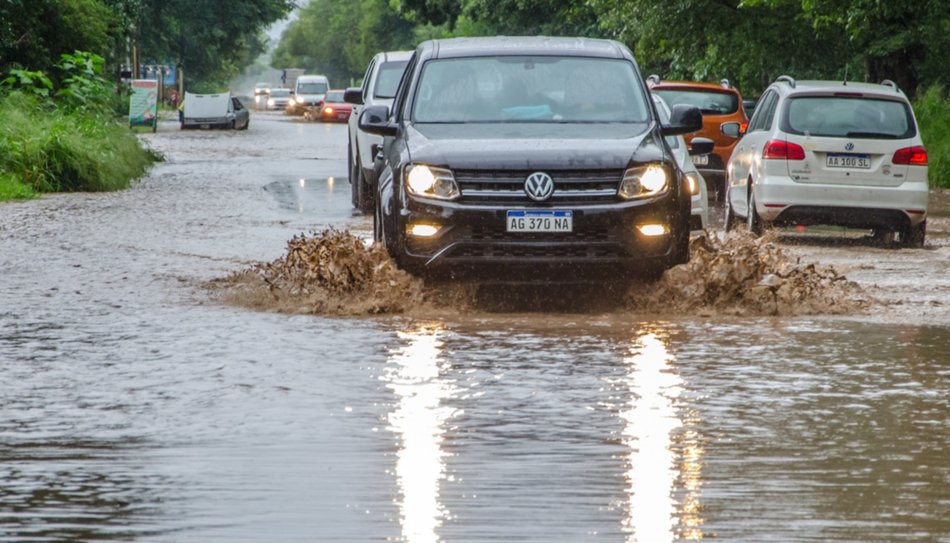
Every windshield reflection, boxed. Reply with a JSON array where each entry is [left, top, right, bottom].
[[621, 331, 704, 541], [384, 324, 458, 543]]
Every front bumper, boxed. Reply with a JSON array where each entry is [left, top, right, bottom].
[[399, 195, 683, 277]]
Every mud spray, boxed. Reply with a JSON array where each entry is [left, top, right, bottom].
[[211, 229, 871, 317]]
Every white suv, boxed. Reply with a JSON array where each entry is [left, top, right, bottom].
[[724, 76, 929, 247], [344, 51, 412, 212]]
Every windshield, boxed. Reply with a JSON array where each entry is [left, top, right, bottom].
[[269, 89, 290, 97], [653, 88, 738, 115], [297, 82, 328, 94], [374, 60, 409, 99], [782, 96, 915, 139], [325, 91, 344, 102], [412, 56, 649, 124]]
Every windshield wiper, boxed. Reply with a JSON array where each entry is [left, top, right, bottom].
[[846, 131, 900, 139]]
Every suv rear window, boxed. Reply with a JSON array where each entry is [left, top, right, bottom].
[[653, 89, 738, 115], [374, 60, 409, 99], [782, 96, 915, 139]]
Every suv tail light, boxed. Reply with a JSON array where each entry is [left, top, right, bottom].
[[763, 139, 806, 160], [892, 146, 927, 165]]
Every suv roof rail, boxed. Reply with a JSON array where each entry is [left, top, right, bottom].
[[776, 75, 796, 88], [720, 78, 730, 88], [880, 79, 899, 92], [646, 74, 661, 86]]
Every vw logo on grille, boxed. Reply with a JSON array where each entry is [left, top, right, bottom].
[[845, 142, 855, 151], [524, 171, 555, 201]]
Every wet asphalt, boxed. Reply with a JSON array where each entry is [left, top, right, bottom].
[[0, 111, 948, 542]]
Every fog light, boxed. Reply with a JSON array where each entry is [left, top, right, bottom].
[[637, 223, 669, 237], [408, 223, 440, 237]]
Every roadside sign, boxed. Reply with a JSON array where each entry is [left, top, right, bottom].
[[129, 79, 159, 132]]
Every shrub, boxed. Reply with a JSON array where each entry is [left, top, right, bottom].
[[0, 91, 159, 198], [914, 85, 950, 188]]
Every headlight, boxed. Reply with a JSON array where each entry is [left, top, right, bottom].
[[267, 99, 275, 106], [684, 172, 701, 196], [618, 164, 669, 199], [288, 98, 296, 106], [405, 165, 460, 200], [324, 107, 334, 114]]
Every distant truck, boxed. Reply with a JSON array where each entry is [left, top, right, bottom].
[[281, 68, 305, 91], [181, 92, 250, 130]]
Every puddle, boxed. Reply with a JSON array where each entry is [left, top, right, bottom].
[[213, 229, 872, 317]]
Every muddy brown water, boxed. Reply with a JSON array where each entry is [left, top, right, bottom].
[[1, 111, 948, 542]]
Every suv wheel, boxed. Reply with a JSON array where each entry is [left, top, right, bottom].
[[900, 220, 926, 248], [373, 197, 383, 244], [724, 190, 739, 232], [871, 228, 896, 245], [747, 184, 767, 236], [349, 144, 359, 208], [356, 166, 374, 214]]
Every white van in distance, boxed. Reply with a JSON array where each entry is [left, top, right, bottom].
[[290, 75, 330, 114]]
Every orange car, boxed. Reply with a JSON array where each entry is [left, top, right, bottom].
[[648, 77, 749, 201]]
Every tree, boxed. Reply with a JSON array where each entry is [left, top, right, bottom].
[[271, 0, 414, 85], [135, 0, 296, 90], [0, 0, 115, 75], [791, 0, 950, 93]]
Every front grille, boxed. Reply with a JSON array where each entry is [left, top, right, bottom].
[[456, 169, 622, 204], [447, 243, 625, 260]]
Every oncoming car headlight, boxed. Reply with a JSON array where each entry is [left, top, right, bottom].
[[288, 98, 296, 106], [405, 165, 460, 200], [618, 164, 669, 199], [267, 98, 275, 107]]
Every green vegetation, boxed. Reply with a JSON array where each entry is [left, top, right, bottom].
[[914, 86, 950, 188], [275, 0, 949, 98], [135, 0, 296, 90], [0, 0, 295, 201], [275, 0, 950, 187], [0, 51, 159, 201], [0, 91, 159, 199]]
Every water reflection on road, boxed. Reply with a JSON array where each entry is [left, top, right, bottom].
[[620, 331, 702, 542], [384, 325, 457, 543], [1, 114, 948, 542]]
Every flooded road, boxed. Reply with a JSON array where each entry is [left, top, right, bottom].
[[1, 111, 948, 542]]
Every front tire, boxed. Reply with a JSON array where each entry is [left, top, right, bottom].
[[349, 144, 359, 209], [724, 190, 739, 232], [356, 166, 374, 214], [900, 220, 926, 248], [747, 184, 767, 236]]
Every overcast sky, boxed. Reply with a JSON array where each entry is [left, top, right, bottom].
[[266, 0, 309, 48]]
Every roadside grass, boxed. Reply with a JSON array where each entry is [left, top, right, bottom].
[[0, 92, 160, 201], [914, 85, 950, 188], [0, 172, 35, 199]]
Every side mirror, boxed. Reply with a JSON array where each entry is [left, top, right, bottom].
[[359, 105, 398, 137], [344, 87, 364, 105], [721, 121, 745, 138], [689, 137, 714, 156], [661, 105, 702, 136]]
